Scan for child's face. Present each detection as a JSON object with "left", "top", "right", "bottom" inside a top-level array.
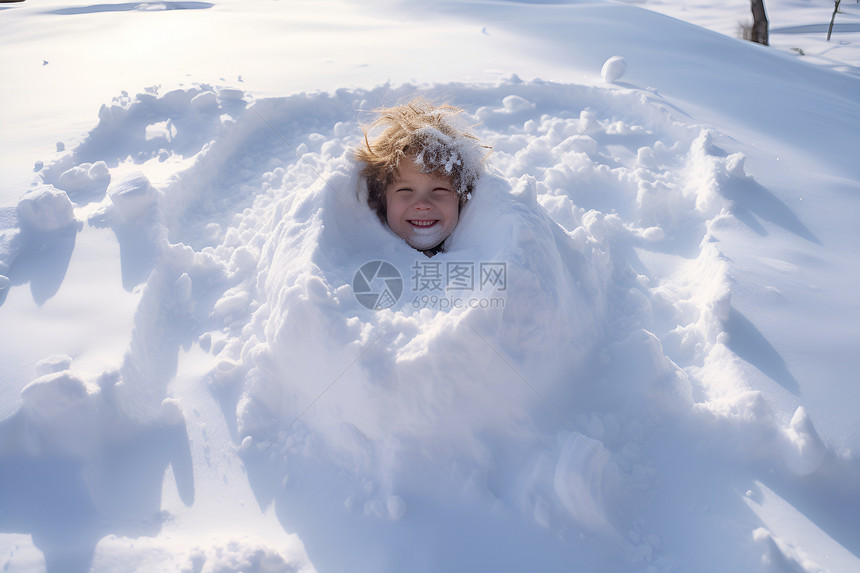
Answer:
[{"left": 384, "top": 157, "right": 460, "bottom": 251}]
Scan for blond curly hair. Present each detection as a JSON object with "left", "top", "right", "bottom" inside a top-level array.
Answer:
[{"left": 354, "top": 98, "right": 487, "bottom": 223}]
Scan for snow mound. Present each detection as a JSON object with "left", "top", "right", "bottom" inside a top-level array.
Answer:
[{"left": 2, "top": 79, "right": 855, "bottom": 572}]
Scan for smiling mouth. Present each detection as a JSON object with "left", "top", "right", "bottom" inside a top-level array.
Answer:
[{"left": 408, "top": 220, "right": 439, "bottom": 228}]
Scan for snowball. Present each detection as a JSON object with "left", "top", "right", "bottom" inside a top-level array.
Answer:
[
  {"left": 601, "top": 55, "right": 627, "bottom": 83},
  {"left": 17, "top": 185, "right": 75, "bottom": 231}
]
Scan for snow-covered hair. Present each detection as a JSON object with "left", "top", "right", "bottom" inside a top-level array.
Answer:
[{"left": 355, "top": 98, "right": 487, "bottom": 223}]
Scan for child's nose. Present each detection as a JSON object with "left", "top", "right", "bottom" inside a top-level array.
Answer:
[{"left": 413, "top": 196, "right": 433, "bottom": 209}]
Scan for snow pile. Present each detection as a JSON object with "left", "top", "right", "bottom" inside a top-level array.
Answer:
[{"left": 2, "top": 73, "right": 856, "bottom": 572}]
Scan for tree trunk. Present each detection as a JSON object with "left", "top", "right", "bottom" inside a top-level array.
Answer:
[
  {"left": 751, "top": 0, "right": 769, "bottom": 45},
  {"left": 828, "top": 0, "right": 841, "bottom": 41}
]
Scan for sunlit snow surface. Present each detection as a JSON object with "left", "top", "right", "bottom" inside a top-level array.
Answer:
[{"left": 1, "top": 1, "right": 860, "bottom": 573}]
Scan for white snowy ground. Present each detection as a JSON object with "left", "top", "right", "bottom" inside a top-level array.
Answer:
[
  {"left": 634, "top": 0, "right": 860, "bottom": 78},
  {"left": 1, "top": 1, "right": 859, "bottom": 572}
]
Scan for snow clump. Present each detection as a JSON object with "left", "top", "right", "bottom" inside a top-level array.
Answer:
[
  {"left": 16, "top": 185, "right": 76, "bottom": 232},
  {"left": 601, "top": 55, "right": 627, "bottom": 83}
]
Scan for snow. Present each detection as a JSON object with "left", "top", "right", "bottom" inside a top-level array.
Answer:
[
  {"left": 2, "top": 1, "right": 860, "bottom": 572},
  {"left": 601, "top": 55, "right": 628, "bottom": 83},
  {"left": 16, "top": 186, "right": 76, "bottom": 233}
]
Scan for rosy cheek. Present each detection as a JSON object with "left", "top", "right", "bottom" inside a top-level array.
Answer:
[{"left": 386, "top": 207, "right": 399, "bottom": 227}]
